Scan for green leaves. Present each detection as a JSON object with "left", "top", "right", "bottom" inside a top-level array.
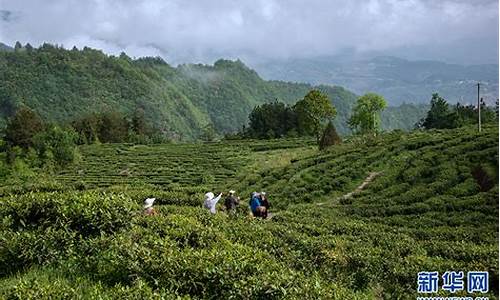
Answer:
[
  {"left": 294, "top": 89, "right": 337, "bottom": 141},
  {"left": 0, "top": 45, "right": 359, "bottom": 141},
  {"left": 348, "top": 92, "right": 387, "bottom": 135}
]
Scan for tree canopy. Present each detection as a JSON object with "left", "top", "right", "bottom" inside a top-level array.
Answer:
[
  {"left": 348, "top": 93, "right": 387, "bottom": 135},
  {"left": 0, "top": 43, "right": 429, "bottom": 139},
  {"left": 246, "top": 100, "right": 298, "bottom": 139},
  {"left": 417, "top": 93, "right": 497, "bottom": 130},
  {"left": 294, "top": 90, "right": 337, "bottom": 141},
  {"left": 419, "top": 93, "right": 453, "bottom": 129},
  {"left": 4, "top": 107, "right": 44, "bottom": 149}
]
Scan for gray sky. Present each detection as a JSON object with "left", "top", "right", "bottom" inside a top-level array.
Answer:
[{"left": 0, "top": 0, "right": 498, "bottom": 65}]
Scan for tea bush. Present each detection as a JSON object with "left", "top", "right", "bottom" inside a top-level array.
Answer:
[{"left": 0, "top": 125, "right": 498, "bottom": 299}]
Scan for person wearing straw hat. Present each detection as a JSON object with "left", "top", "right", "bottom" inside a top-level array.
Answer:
[
  {"left": 224, "top": 190, "right": 240, "bottom": 213},
  {"left": 204, "top": 192, "right": 223, "bottom": 214},
  {"left": 143, "top": 198, "right": 157, "bottom": 216}
]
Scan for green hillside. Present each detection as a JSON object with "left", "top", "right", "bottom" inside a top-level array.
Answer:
[
  {"left": 381, "top": 103, "right": 429, "bottom": 130},
  {"left": 0, "top": 125, "right": 497, "bottom": 299},
  {"left": 0, "top": 44, "right": 425, "bottom": 139}
]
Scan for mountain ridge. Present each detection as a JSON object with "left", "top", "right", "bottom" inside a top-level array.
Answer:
[
  {"left": 0, "top": 44, "right": 427, "bottom": 139},
  {"left": 252, "top": 55, "right": 499, "bottom": 106}
]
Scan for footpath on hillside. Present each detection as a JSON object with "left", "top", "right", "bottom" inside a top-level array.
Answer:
[
  {"left": 318, "top": 171, "right": 382, "bottom": 205},
  {"left": 267, "top": 172, "right": 382, "bottom": 219}
]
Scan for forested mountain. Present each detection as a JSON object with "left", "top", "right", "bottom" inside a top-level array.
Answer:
[
  {"left": 0, "top": 44, "right": 425, "bottom": 139},
  {"left": 254, "top": 56, "right": 499, "bottom": 106},
  {"left": 381, "top": 103, "right": 428, "bottom": 130}
]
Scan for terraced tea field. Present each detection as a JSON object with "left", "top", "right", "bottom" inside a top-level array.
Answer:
[
  {"left": 0, "top": 126, "right": 498, "bottom": 299},
  {"left": 55, "top": 139, "right": 316, "bottom": 188}
]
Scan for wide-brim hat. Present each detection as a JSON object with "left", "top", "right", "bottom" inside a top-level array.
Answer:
[{"left": 144, "top": 197, "right": 156, "bottom": 208}]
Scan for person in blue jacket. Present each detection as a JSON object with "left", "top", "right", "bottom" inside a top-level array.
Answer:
[{"left": 250, "top": 192, "right": 265, "bottom": 217}]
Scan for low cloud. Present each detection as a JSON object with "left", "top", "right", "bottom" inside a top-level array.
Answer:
[{"left": 0, "top": 0, "right": 497, "bottom": 64}]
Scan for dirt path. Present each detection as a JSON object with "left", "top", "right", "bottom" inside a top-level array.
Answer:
[
  {"left": 316, "top": 171, "right": 382, "bottom": 206},
  {"left": 268, "top": 172, "right": 382, "bottom": 219}
]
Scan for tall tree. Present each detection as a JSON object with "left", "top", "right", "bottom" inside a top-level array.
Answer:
[
  {"left": 25, "top": 43, "right": 33, "bottom": 52},
  {"left": 294, "top": 90, "right": 336, "bottom": 141},
  {"left": 4, "top": 107, "right": 44, "bottom": 149},
  {"left": 495, "top": 99, "right": 499, "bottom": 121},
  {"left": 71, "top": 114, "right": 100, "bottom": 144},
  {"left": 99, "top": 111, "right": 128, "bottom": 143},
  {"left": 247, "top": 100, "right": 298, "bottom": 139},
  {"left": 348, "top": 93, "right": 387, "bottom": 135},
  {"left": 132, "top": 108, "right": 147, "bottom": 136},
  {"left": 419, "top": 93, "right": 453, "bottom": 129},
  {"left": 200, "top": 124, "right": 217, "bottom": 142},
  {"left": 33, "top": 126, "right": 78, "bottom": 165},
  {"left": 14, "top": 41, "right": 22, "bottom": 51}
]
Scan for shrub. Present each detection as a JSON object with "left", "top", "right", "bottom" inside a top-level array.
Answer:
[
  {"left": 1, "top": 191, "right": 138, "bottom": 235},
  {"left": 33, "top": 126, "right": 78, "bottom": 166},
  {"left": 319, "top": 121, "right": 342, "bottom": 150},
  {"left": 4, "top": 107, "right": 44, "bottom": 149}
]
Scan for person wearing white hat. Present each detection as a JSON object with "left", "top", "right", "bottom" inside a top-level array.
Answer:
[
  {"left": 204, "top": 192, "right": 223, "bottom": 214},
  {"left": 143, "top": 198, "right": 157, "bottom": 216},
  {"left": 224, "top": 190, "right": 240, "bottom": 213}
]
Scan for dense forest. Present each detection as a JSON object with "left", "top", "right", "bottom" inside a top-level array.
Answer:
[{"left": 0, "top": 43, "right": 427, "bottom": 140}]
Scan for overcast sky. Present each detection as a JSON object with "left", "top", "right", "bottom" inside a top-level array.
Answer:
[{"left": 0, "top": 0, "right": 498, "bottom": 65}]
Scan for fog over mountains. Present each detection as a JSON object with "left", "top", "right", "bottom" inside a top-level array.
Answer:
[
  {"left": 251, "top": 55, "right": 499, "bottom": 106},
  {"left": 1, "top": 0, "right": 498, "bottom": 64},
  {"left": 1, "top": 0, "right": 498, "bottom": 107}
]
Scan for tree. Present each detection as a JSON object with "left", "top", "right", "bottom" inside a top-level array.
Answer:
[
  {"left": 98, "top": 111, "right": 129, "bottom": 143},
  {"left": 132, "top": 108, "right": 147, "bottom": 136},
  {"left": 33, "top": 126, "right": 78, "bottom": 166},
  {"left": 200, "top": 124, "right": 217, "bottom": 142},
  {"left": 294, "top": 90, "right": 336, "bottom": 141},
  {"left": 479, "top": 99, "right": 496, "bottom": 124},
  {"left": 71, "top": 114, "right": 100, "bottom": 144},
  {"left": 25, "top": 43, "right": 33, "bottom": 52},
  {"left": 419, "top": 93, "right": 453, "bottom": 129},
  {"left": 0, "top": 93, "right": 18, "bottom": 118},
  {"left": 247, "top": 100, "right": 298, "bottom": 139},
  {"left": 418, "top": 95, "right": 496, "bottom": 130},
  {"left": 415, "top": 93, "right": 492, "bottom": 130},
  {"left": 4, "top": 107, "right": 44, "bottom": 149},
  {"left": 348, "top": 93, "right": 387, "bottom": 135},
  {"left": 14, "top": 41, "right": 22, "bottom": 51},
  {"left": 319, "top": 121, "right": 341, "bottom": 150},
  {"left": 495, "top": 99, "right": 499, "bottom": 120}
]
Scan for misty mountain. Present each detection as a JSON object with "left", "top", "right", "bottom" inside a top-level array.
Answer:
[
  {"left": 0, "top": 44, "right": 427, "bottom": 140},
  {"left": 253, "top": 56, "right": 499, "bottom": 106},
  {"left": 0, "top": 42, "right": 13, "bottom": 52}
]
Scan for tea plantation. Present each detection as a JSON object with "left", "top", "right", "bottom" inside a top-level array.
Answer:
[{"left": 0, "top": 126, "right": 498, "bottom": 299}]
